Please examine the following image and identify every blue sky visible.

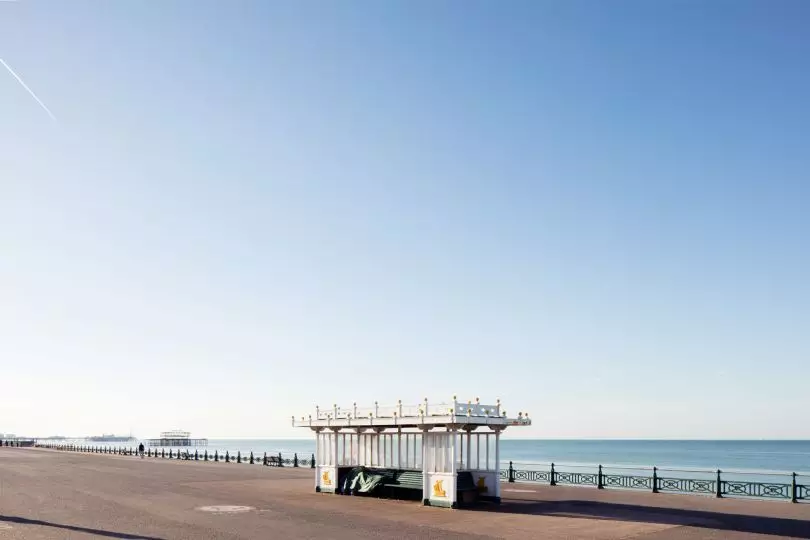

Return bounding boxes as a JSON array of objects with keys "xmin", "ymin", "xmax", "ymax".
[{"xmin": 1, "ymin": 0, "xmax": 808, "ymax": 439}]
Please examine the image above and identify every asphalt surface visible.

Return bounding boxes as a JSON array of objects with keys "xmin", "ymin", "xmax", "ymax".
[{"xmin": 1, "ymin": 448, "xmax": 808, "ymax": 539}]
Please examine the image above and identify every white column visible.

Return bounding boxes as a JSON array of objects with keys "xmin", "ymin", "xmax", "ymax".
[
  {"xmin": 450, "ymin": 429, "xmax": 458, "ymax": 477},
  {"xmin": 314, "ymin": 431, "xmax": 321, "ymax": 490},
  {"xmin": 451, "ymin": 429, "xmax": 458, "ymax": 507},
  {"xmin": 398, "ymin": 429, "xmax": 402, "ymax": 469},
  {"xmin": 486, "ymin": 433, "xmax": 490, "ymax": 470},
  {"xmin": 333, "ymin": 430, "xmax": 339, "ymax": 468},
  {"xmin": 495, "ymin": 430, "xmax": 501, "ymax": 500},
  {"xmin": 421, "ymin": 430, "xmax": 429, "ymax": 503},
  {"xmin": 466, "ymin": 430, "xmax": 471, "ymax": 471}
]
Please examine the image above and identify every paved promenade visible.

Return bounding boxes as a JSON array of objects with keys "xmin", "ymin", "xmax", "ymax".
[{"xmin": 1, "ymin": 448, "xmax": 808, "ymax": 539}]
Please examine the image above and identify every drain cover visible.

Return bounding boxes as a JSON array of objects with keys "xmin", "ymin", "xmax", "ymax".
[{"xmin": 197, "ymin": 505, "xmax": 254, "ymax": 513}]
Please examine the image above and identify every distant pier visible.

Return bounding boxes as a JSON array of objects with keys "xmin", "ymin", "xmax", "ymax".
[{"xmin": 146, "ymin": 430, "xmax": 207, "ymax": 447}]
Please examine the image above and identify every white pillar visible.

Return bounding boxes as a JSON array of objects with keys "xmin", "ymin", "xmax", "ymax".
[
  {"xmin": 451, "ymin": 429, "xmax": 458, "ymax": 508},
  {"xmin": 495, "ymin": 429, "xmax": 501, "ymax": 501},
  {"xmin": 451, "ymin": 429, "xmax": 457, "ymax": 475},
  {"xmin": 332, "ymin": 429, "xmax": 339, "ymax": 468},
  {"xmin": 421, "ymin": 429, "xmax": 429, "ymax": 504},
  {"xmin": 466, "ymin": 430, "xmax": 471, "ymax": 471},
  {"xmin": 486, "ymin": 433, "xmax": 490, "ymax": 470}
]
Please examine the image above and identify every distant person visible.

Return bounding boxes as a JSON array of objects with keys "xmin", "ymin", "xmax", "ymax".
[{"xmin": 138, "ymin": 442, "xmax": 145, "ymax": 458}]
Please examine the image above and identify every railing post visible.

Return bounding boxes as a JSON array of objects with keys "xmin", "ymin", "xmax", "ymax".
[
  {"xmin": 250, "ymin": 451, "xmax": 254, "ymax": 465},
  {"xmin": 278, "ymin": 452, "xmax": 283, "ymax": 467},
  {"xmin": 294, "ymin": 453, "xmax": 299, "ymax": 467},
  {"xmin": 195, "ymin": 450, "xmax": 199, "ymax": 461},
  {"xmin": 225, "ymin": 451, "xmax": 230, "ymax": 463},
  {"xmin": 550, "ymin": 463, "xmax": 556, "ymax": 486},
  {"xmin": 311, "ymin": 453, "xmax": 315, "ymax": 468},
  {"xmin": 204, "ymin": 450, "xmax": 208, "ymax": 461},
  {"xmin": 715, "ymin": 469, "xmax": 722, "ymax": 498},
  {"xmin": 508, "ymin": 461, "xmax": 515, "ymax": 483},
  {"xmin": 597, "ymin": 465, "xmax": 604, "ymax": 489},
  {"xmin": 237, "ymin": 451, "xmax": 241, "ymax": 464},
  {"xmin": 652, "ymin": 467, "xmax": 658, "ymax": 493},
  {"xmin": 263, "ymin": 452, "xmax": 267, "ymax": 466},
  {"xmin": 791, "ymin": 472, "xmax": 798, "ymax": 503},
  {"xmin": 215, "ymin": 450, "xmax": 219, "ymax": 462}
]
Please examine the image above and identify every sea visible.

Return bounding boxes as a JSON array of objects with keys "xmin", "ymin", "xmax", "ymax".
[{"xmin": 42, "ymin": 438, "xmax": 810, "ymax": 484}]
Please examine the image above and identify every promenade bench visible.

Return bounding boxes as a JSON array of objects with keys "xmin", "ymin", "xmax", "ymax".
[
  {"xmin": 456, "ymin": 471, "xmax": 479, "ymax": 504},
  {"xmin": 265, "ymin": 455, "xmax": 282, "ymax": 467},
  {"xmin": 384, "ymin": 470, "xmax": 423, "ymax": 500},
  {"xmin": 338, "ymin": 467, "xmax": 421, "ymax": 499}
]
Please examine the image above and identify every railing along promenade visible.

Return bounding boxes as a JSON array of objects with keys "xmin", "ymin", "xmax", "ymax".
[
  {"xmin": 503, "ymin": 461, "xmax": 809, "ymax": 503},
  {"xmin": 34, "ymin": 443, "xmax": 314, "ymax": 468},
  {"xmin": 26, "ymin": 443, "xmax": 810, "ymax": 503}
]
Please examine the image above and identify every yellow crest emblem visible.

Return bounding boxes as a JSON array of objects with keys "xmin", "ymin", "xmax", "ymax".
[
  {"xmin": 322, "ymin": 471, "xmax": 332, "ymax": 486},
  {"xmin": 433, "ymin": 479, "xmax": 446, "ymax": 497}
]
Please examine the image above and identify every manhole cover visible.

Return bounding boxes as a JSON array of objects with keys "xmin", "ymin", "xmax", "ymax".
[{"xmin": 196, "ymin": 505, "xmax": 254, "ymax": 514}]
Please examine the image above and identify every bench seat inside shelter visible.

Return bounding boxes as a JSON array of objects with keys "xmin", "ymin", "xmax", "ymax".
[
  {"xmin": 339, "ymin": 468, "xmax": 478, "ymax": 504},
  {"xmin": 339, "ymin": 467, "xmax": 423, "ymax": 501}
]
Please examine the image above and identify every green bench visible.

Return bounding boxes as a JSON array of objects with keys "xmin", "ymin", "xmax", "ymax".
[
  {"xmin": 384, "ymin": 470, "xmax": 423, "ymax": 500},
  {"xmin": 340, "ymin": 467, "xmax": 423, "ymax": 500},
  {"xmin": 456, "ymin": 471, "xmax": 479, "ymax": 504},
  {"xmin": 340, "ymin": 468, "xmax": 477, "ymax": 505}
]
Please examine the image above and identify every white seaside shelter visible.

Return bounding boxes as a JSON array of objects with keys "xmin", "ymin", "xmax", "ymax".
[{"xmin": 292, "ymin": 397, "xmax": 531, "ymax": 508}]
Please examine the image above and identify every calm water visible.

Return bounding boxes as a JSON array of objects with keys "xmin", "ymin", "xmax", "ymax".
[{"xmin": 47, "ymin": 438, "xmax": 810, "ymax": 477}]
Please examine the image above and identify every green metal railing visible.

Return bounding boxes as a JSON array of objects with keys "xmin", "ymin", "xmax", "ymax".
[
  {"xmin": 33, "ymin": 443, "xmax": 316, "ymax": 468},
  {"xmin": 502, "ymin": 462, "xmax": 808, "ymax": 503}
]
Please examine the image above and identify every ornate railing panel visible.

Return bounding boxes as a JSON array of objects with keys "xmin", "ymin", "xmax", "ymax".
[
  {"xmin": 602, "ymin": 474, "xmax": 652, "ymax": 490},
  {"xmin": 555, "ymin": 471, "xmax": 597, "ymax": 486},
  {"xmin": 657, "ymin": 477, "xmax": 716, "ymax": 495},
  {"xmin": 723, "ymin": 481, "xmax": 790, "ymax": 499},
  {"xmin": 513, "ymin": 469, "xmax": 551, "ymax": 483}
]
